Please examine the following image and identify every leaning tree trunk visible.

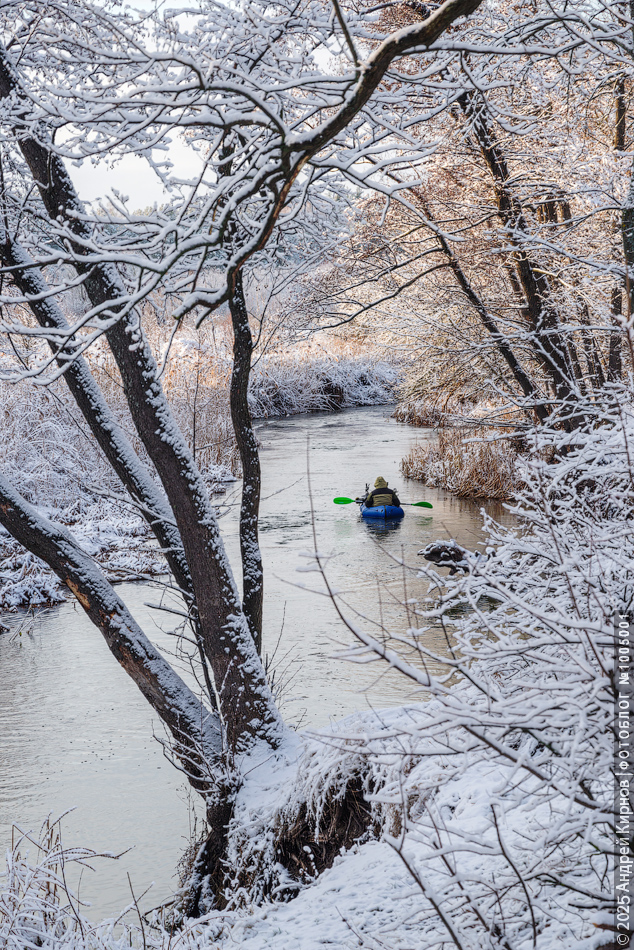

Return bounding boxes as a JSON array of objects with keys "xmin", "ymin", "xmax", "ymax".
[
  {"xmin": 458, "ymin": 93, "xmax": 581, "ymax": 418},
  {"xmin": 408, "ymin": 187, "xmax": 550, "ymax": 423},
  {"xmin": 0, "ymin": 475, "xmax": 221, "ymax": 792}
]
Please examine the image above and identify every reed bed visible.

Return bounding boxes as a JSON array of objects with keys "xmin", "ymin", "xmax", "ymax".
[
  {"xmin": 401, "ymin": 429, "xmax": 523, "ymax": 501},
  {"xmin": 394, "ymin": 398, "xmax": 524, "ymax": 430}
]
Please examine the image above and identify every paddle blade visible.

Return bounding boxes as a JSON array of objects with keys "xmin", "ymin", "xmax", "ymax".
[
  {"xmin": 409, "ymin": 501, "xmax": 433, "ymax": 509},
  {"xmin": 333, "ymin": 496, "xmax": 355, "ymax": 504}
]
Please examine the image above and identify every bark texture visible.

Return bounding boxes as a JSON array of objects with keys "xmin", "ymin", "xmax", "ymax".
[
  {"xmin": 610, "ymin": 74, "xmax": 626, "ymax": 378},
  {"xmin": 229, "ymin": 272, "xmax": 264, "ymax": 651},
  {"xmin": 0, "ymin": 474, "xmax": 220, "ymax": 792}
]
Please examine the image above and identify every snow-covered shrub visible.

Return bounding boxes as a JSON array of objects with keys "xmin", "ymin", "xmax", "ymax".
[
  {"xmin": 0, "ymin": 817, "xmax": 118, "ymax": 950},
  {"xmin": 0, "ymin": 371, "xmax": 237, "ymax": 606},
  {"xmin": 248, "ymin": 356, "xmax": 398, "ymax": 418},
  {"xmin": 0, "ymin": 380, "xmax": 118, "ymax": 509},
  {"xmin": 401, "ymin": 427, "xmax": 523, "ymax": 499},
  {"xmin": 0, "ymin": 816, "xmax": 224, "ymax": 950},
  {"xmin": 0, "ymin": 380, "xmax": 161, "ymax": 606}
]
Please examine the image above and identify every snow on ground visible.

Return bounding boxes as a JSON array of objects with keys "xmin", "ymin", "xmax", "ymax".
[
  {"xmin": 189, "ymin": 698, "xmax": 606, "ymax": 950},
  {"xmin": 219, "ymin": 840, "xmax": 412, "ymax": 950},
  {"xmin": 0, "ymin": 702, "xmax": 610, "ymax": 950}
]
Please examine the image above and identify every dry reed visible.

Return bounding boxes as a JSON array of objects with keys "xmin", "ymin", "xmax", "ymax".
[
  {"xmin": 394, "ymin": 398, "xmax": 524, "ymax": 430},
  {"xmin": 401, "ymin": 429, "xmax": 523, "ymax": 501}
]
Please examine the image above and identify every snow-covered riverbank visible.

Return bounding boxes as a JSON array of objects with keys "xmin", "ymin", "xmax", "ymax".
[
  {"xmin": 1, "ymin": 396, "xmax": 619, "ymax": 948},
  {"xmin": 0, "ymin": 355, "xmax": 399, "ymax": 609},
  {"xmin": 2, "ymin": 702, "xmax": 608, "ymax": 950}
]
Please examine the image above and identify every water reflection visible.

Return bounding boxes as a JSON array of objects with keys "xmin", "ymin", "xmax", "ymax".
[{"xmin": 361, "ymin": 518, "xmax": 403, "ymax": 538}]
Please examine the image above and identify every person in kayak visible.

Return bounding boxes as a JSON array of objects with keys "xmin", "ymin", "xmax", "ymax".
[{"xmin": 362, "ymin": 476, "xmax": 401, "ymax": 508}]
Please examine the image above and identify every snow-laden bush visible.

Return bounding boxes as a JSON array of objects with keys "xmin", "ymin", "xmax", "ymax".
[
  {"xmin": 248, "ymin": 356, "xmax": 398, "ymax": 417},
  {"xmin": 0, "ymin": 816, "xmax": 219, "ymax": 950},
  {"xmin": 0, "ymin": 380, "xmax": 118, "ymax": 509}
]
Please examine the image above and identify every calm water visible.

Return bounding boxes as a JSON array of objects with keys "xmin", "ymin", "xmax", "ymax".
[{"xmin": 0, "ymin": 406, "xmax": 514, "ymax": 920}]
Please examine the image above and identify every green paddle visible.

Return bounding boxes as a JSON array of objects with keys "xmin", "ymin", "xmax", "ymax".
[{"xmin": 333, "ymin": 496, "xmax": 433, "ymax": 509}]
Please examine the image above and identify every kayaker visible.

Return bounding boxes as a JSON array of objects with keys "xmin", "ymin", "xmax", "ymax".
[{"xmin": 362, "ymin": 476, "xmax": 401, "ymax": 508}]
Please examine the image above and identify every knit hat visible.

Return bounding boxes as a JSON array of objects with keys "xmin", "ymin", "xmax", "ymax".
[{"xmin": 374, "ymin": 476, "xmax": 388, "ymax": 489}]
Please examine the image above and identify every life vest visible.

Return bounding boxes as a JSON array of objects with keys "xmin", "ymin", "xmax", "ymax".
[{"xmin": 366, "ymin": 489, "xmax": 400, "ymax": 507}]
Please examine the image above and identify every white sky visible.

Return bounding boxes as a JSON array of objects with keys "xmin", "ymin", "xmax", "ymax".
[{"xmin": 68, "ymin": 135, "xmax": 205, "ymax": 211}]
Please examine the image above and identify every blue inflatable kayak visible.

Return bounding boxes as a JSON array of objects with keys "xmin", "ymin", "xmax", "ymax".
[{"xmin": 360, "ymin": 503, "xmax": 404, "ymax": 520}]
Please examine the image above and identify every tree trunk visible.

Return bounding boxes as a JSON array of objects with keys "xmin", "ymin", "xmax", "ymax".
[
  {"xmin": 408, "ymin": 188, "xmax": 549, "ymax": 423},
  {"xmin": 611, "ymin": 73, "xmax": 626, "ymax": 377},
  {"xmin": 0, "ymin": 42, "xmax": 281, "ymax": 753},
  {"xmin": 0, "ymin": 474, "xmax": 221, "ymax": 792},
  {"xmin": 622, "ymin": 166, "xmax": 634, "ymax": 321},
  {"xmin": 609, "ymin": 287, "xmax": 623, "ymax": 382},
  {"xmin": 229, "ymin": 272, "xmax": 264, "ymax": 652},
  {"xmin": 579, "ymin": 305, "xmax": 606, "ymax": 393},
  {"xmin": 459, "ymin": 93, "xmax": 579, "ymax": 414}
]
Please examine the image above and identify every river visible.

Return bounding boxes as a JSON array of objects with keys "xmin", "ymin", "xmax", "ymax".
[{"xmin": 0, "ymin": 406, "xmax": 515, "ymax": 920}]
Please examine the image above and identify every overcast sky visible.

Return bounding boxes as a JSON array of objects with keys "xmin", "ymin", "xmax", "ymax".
[{"xmin": 69, "ymin": 134, "xmax": 205, "ymax": 211}]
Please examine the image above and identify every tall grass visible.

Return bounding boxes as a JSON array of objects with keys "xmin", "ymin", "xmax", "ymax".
[
  {"xmin": 394, "ymin": 397, "xmax": 525, "ymax": 429},
  {"xmin": 401, "ymin": 429, "xmax": 522, "ymax": 500}
]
